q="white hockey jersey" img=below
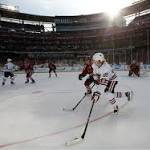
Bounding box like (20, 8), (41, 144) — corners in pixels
(3, 62), (16, 72)
(92, 62), (117, 81)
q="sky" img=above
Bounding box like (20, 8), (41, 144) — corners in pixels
(1, 0), (137, 16)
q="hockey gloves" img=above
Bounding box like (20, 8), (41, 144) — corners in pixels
(91, 91), (101, 103)
(79, 74), (84, 80)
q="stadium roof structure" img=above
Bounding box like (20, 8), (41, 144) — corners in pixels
(0, 0), (149, 23)
(0, 8), (54, 22)
(120, 0), (150, 16)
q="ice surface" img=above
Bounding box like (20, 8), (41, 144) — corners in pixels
(0, 71), (150, 150)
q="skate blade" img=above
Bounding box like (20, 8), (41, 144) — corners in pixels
(65, 137), (83, 146)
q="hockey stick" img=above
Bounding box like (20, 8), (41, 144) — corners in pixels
(65, 91), (100, 146)
(63, 83), (95, 111)
(63, 94), (87, 111)
(81, 91), (100, 139)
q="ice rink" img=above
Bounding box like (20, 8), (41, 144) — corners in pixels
(0, 71), (150, 150)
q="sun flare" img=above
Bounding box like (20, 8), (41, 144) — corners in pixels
(98, 0), (131, 18)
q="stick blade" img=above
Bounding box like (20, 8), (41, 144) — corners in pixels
(65, 137), (83, 146)
(62, 108), (73, 111)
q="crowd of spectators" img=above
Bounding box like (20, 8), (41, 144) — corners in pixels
(0, 13), (149, 65)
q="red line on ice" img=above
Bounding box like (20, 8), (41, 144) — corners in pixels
(0, 111), (113, 148)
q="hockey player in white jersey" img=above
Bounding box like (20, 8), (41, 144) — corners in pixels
(90, 52), (133, 113)
(2, 58), (16, 86)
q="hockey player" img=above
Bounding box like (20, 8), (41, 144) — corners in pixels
(24, 59), (35, 84)
(2, 58), (16, 86)
(84, 53), (133, 113)
(78, 57), (94, 94)
(128, 60), (140, 77)
(48, 61), (57, 77)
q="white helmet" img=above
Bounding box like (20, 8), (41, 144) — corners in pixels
(7, 58), (12, 62)
(92, 53), (105, 62)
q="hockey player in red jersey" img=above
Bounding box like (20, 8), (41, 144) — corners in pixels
(128, 60), (140, 77)
(78, 57), (94, 94)
(48, 61), (57, 77)
(24, 59), (35, 84)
